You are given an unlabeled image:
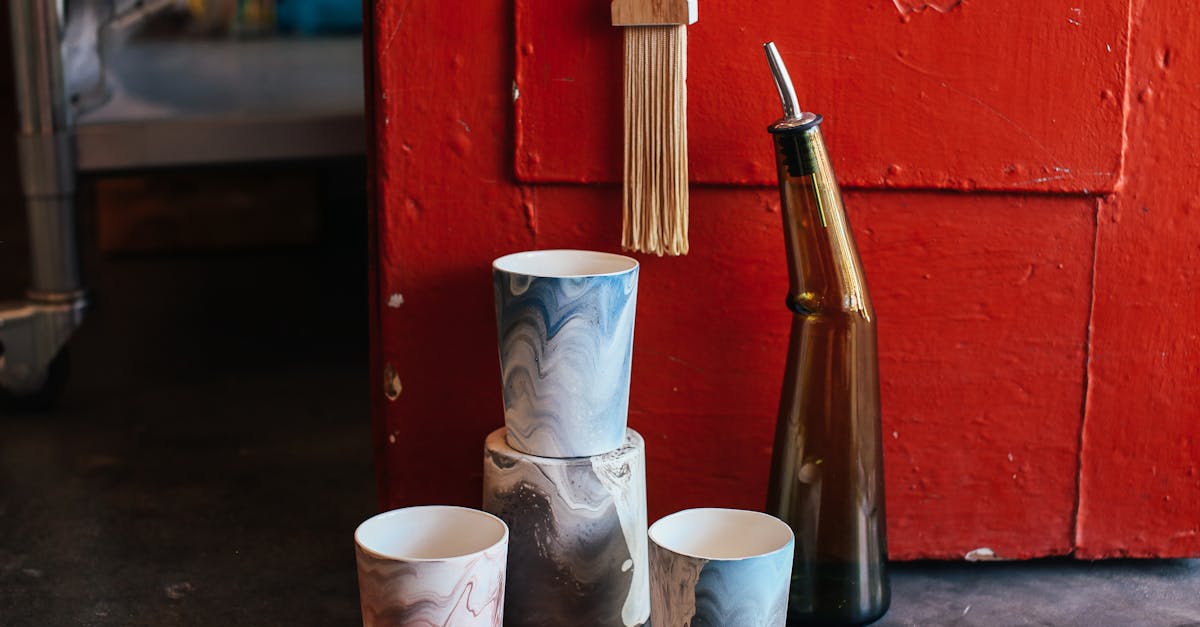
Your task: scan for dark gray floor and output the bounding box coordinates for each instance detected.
[0,162,375,625]
[2,172,1199,626]
[0,367,373,625]
[882,559,1200,626]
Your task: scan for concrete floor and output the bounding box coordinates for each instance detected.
[0,162,376,625]
[883,559,1200,626]
[2,169,1199,626]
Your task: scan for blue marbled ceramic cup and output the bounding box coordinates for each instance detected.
[493,250,639,458]
[648,508,795,627]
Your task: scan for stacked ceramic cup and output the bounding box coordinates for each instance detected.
[483,250,650,627]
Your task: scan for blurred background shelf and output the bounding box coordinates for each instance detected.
[74,36,364,171]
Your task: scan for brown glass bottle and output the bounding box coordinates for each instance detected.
[762,44,889,626]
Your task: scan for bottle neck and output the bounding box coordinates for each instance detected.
[772,125,871,317]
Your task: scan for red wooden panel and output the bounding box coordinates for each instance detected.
[868,195,1093,560]
[1076,0,1200,558]
[370,0,536,507]
[514,0,1128,192]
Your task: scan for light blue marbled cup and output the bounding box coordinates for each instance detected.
[493,250,639,458]
[648,508,795,627]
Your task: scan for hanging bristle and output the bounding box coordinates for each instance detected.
[622,25,689,257]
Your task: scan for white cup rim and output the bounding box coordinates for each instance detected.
[649,507,795,562]
[493,249,638,278]
[355,505,509,562]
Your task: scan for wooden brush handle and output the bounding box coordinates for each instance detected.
[612,0,697,26]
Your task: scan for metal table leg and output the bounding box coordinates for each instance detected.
[1,0,86,402]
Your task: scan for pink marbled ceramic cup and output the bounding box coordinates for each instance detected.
[355,506,508,627]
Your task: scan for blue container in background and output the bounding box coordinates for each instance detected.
[276,0,361,35]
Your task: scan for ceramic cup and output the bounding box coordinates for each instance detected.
[493,249,639,458]
[482,427,650,627]
[355,505,509,627]
[648,508,795,627]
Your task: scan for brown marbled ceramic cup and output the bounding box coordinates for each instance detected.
[355,506,509,627]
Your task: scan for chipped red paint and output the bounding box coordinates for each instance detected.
[890,0,964,16]
[368,0,1198,558]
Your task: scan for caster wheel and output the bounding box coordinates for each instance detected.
[0,349,71,413]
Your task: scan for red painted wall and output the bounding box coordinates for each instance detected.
[1075,1,1200,559]
[367,0,1199,558]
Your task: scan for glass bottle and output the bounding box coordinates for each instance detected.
[761,42,889,626]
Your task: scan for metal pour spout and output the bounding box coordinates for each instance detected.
[764,42,800,120]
